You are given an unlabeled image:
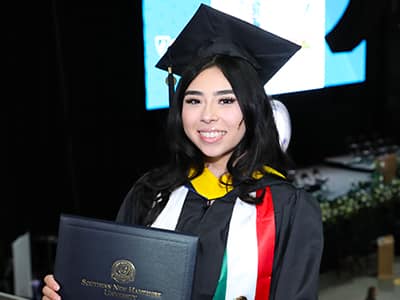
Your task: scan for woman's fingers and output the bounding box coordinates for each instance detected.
[43,274,60,290]
[42,274,61,300]
[42,285,61,300]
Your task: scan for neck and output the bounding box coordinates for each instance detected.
[205,163,227,178]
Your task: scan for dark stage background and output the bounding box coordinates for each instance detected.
[3,0,400,286]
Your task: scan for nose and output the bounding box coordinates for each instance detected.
[201,102,218,123]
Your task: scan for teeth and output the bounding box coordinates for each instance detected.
[200,131,226,138]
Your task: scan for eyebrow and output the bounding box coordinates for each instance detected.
[184,89,234,96]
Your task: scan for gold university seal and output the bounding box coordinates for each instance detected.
[111,259,136,283]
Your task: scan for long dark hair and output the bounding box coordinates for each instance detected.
[134,55,292,225]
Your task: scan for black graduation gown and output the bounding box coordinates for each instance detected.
[116,175,324,300]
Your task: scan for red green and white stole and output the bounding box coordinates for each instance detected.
[151,185,276,299]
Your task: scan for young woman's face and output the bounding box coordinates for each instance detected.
[182,66,246,170]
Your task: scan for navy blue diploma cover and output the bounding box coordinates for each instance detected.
[54,214,199,300]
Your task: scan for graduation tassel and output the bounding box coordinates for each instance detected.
[167,66,175,105]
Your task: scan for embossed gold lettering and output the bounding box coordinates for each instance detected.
[112,284,128,292]
[104,289,138,299]
[81,278,112,289]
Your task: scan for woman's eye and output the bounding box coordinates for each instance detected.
[184,98,200,104]
[219,97,236,104]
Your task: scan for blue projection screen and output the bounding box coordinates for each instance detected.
[142,0,366,110]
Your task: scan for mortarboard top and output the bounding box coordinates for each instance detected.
[156,3,301,94]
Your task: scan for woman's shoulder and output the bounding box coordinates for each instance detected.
[257,175,320,212]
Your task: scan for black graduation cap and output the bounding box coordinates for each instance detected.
[156,3,301,104]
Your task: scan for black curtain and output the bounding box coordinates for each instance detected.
[4,0,169,267]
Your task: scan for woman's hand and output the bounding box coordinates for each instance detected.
[42,274,61,300]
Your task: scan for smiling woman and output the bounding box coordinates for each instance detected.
[42,4,323,300]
